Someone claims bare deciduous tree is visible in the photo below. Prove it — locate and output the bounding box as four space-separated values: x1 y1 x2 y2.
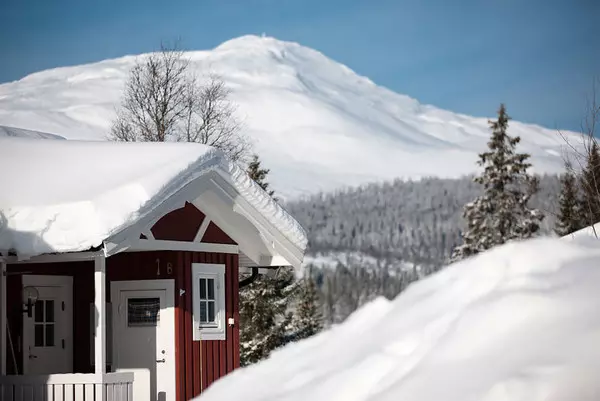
559 77 600 234
182 74 249 161
110 42 250 162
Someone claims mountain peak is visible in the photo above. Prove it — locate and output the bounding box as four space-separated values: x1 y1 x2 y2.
215 34 295 51
0 36 580 198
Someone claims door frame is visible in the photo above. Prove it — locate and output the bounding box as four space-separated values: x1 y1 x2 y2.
110 279 176 401
21 275 74 374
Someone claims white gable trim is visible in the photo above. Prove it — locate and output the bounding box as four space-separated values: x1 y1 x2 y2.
104 176 213 256
127 239 238 254
209 172 304 268
5 251 104 264
103 168 303 268
141 229 155 240
193 217 212 243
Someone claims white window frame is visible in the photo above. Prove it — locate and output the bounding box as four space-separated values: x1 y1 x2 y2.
192 263 226 341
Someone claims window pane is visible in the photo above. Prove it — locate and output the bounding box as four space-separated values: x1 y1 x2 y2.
45 300 55 323
128 298 160 327
207 279 215 300
208 301 215 323
34 324 44 347
199 301 207 323
34 300 43 323
46 324 55 347
199 279 206 299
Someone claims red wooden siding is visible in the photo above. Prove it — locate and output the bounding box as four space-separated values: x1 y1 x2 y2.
201 222 237 245
151 202 206 242
108 250 239 400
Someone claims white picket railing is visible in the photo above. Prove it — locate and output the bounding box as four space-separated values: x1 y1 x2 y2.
0 372 134 401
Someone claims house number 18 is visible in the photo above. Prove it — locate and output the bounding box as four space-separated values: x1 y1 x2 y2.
156 259 173 276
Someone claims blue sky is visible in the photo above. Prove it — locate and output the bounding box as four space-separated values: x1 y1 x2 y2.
1 0 598 131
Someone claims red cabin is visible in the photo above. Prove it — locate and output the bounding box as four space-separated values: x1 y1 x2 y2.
0 137 307 401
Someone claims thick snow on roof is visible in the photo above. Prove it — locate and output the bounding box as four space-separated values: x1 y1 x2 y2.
198 237 600 401
0 136 307 257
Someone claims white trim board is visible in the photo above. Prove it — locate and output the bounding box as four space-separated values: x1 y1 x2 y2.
128 239 238 254
193 218 212 243
6 251 104 265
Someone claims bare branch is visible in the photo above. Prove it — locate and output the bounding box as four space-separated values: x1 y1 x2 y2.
111 42 252 162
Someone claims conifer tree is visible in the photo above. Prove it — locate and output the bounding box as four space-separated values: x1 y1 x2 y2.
579 141 600 226
290 273 323 341
451 104 543 261
239 268 296 366
555 163 583 236
247 154 275 197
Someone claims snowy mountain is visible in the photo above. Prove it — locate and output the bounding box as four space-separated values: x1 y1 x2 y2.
0 35 579 198
198 237 600 401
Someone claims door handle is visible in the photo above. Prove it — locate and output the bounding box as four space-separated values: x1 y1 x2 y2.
156 349 166 363
29 354 38 360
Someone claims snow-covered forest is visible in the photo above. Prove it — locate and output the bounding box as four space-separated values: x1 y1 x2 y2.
284 174 562 324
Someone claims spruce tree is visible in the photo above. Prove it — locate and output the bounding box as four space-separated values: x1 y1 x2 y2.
290 273 323 341
579 141 600 226
239 268 296 366
451 104 543 261
555 164 583 236
247 154 275 197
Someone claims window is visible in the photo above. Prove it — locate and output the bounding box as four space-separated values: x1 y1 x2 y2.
192 263 226 340
34 300 55 347
128 298 160 327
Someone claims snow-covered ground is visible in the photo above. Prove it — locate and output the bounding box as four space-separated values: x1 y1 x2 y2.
198 236 600 401
0 35 582 199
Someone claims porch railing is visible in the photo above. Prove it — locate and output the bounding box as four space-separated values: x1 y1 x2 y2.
0 372 134 401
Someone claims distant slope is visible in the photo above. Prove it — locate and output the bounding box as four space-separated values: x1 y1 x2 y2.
0 35 579 198
0 125 65 140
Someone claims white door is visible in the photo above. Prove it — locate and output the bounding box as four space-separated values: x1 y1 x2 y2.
112 280 176 401
22 275 73 374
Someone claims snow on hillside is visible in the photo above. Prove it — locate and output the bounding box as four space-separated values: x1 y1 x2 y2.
0 125 65 140
198 237 600 401
0 35 581 198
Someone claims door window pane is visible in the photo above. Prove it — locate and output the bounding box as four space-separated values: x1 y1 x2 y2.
34 324 44 347
34 300 44 323
45 324 55 347
128 298 160 327
45 300 55 323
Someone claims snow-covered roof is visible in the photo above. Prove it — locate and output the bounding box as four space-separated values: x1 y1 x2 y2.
197 237 600 401
0 136 307 262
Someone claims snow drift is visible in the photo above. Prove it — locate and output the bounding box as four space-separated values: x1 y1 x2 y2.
0 35 580 198
197 237 600 401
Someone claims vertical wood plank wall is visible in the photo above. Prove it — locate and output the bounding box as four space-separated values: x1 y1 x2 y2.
107 250 240 401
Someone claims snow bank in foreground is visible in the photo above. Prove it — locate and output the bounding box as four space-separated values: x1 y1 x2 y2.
198 237 600 401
